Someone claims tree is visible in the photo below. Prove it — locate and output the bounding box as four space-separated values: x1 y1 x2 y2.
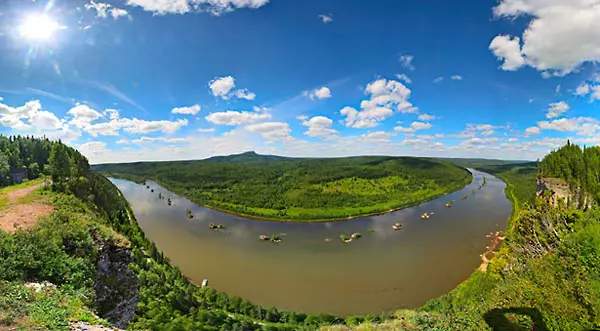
28 162 40 180
0 152 9 185
49 143 71 185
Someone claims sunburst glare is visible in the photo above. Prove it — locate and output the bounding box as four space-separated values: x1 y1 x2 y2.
19 14 62 42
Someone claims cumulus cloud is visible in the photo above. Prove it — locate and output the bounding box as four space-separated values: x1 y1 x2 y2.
525 126 541 136
451 75 463 81
399 55 415 70
0 99 64 131
490 0 600 75
395 74 412 84
172 104 201 115
537 117 600 136
433 77 444 83
340 78 416 128
125 0 269 15
104 109 120 120
68 105 103 128
489 35 526 71
132 136 189 144
209 76 256 100
318 14 333 23
360 131 396 143
206 110 271 125
302 116 337 138
197 128 215 132
306 87 332 100
85 1 131 20
418 113 436 121
546 101 569 119
84 117 188 136
394 121 432 133
245 122 291 141
30 111 62 130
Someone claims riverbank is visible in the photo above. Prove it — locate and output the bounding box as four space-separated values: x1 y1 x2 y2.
103 168 473 223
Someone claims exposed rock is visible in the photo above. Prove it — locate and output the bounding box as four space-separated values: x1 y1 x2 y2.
94 239 139 329
536 177 592 209
70 322 124 331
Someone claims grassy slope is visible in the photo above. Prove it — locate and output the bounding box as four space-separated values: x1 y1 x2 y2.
94 154 471 222
324 161 600 330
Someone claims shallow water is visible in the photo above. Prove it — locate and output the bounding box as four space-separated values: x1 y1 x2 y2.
111 169 511 316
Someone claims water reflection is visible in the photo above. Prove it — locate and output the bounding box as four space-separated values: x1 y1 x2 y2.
111 170 511 315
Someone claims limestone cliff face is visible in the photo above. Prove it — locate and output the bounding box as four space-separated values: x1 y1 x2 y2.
94 239 140 329
536 177 591 209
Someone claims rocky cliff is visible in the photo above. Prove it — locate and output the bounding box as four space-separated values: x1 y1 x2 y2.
94 237 140 329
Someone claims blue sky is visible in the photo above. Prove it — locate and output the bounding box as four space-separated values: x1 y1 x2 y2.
0 0 599 163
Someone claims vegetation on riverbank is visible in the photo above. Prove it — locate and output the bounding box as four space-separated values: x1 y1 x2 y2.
324 145 599 330
93 152 471 221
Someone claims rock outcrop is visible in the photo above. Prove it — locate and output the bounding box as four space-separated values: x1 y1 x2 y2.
94 239 140 329
536 177 592 209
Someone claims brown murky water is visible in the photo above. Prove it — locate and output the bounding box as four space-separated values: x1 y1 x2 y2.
111 169 511 316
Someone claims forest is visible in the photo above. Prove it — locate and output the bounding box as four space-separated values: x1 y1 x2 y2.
2 138 600 330
93 152 472 221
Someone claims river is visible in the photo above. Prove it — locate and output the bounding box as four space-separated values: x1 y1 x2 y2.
110 169 511 316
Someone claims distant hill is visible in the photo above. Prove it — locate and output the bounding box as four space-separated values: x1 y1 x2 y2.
204 151 296 164
93 153 472 221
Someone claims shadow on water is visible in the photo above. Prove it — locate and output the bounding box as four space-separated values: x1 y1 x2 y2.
484 308 549 331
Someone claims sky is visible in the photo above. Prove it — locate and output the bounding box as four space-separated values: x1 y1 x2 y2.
0 0 599 164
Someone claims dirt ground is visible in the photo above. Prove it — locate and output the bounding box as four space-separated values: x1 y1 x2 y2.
0 183 54 233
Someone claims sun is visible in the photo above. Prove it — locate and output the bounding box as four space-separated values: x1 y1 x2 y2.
19 14 61 42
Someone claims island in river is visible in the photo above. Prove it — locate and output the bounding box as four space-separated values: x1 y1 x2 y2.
93 152 472 221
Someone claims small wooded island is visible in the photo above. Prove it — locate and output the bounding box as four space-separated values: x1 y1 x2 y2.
93 152 472 221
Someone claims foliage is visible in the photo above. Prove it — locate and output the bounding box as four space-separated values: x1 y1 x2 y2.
94 153 471 221
539 141 600 207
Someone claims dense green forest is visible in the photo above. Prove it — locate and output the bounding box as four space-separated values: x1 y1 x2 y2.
93 152 472 221
0 135 65 185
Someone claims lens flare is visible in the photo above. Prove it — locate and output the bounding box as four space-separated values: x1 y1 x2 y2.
19 14 61 42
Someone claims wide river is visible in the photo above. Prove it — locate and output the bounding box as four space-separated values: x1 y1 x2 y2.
111 169 511 316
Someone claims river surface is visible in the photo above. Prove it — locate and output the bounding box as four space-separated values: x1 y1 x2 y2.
110 169 511 316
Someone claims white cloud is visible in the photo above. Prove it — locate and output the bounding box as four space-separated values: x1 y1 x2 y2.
307 87 332 100
302 116 337 138
451 75 463 81
399 55 415 70
232 89 256 100
209 76 256 100
68 104 103 128
460 137 500 146
209 76 235 98
491 0 600 75
132 136 189 144
395 74 412 84
296 115 309 121
30 111 62 130
172 104 201 115
318 14 333 23
525 126 541 136
245 122 291 141
537 117 600 136
433 77 444 83
575 83 591 96
395 121 432 133
84 117 188 136
480 130 495 136
508 137 519 142
197 128 215 132
475 124 496 131
125 0 269 15
418 113 436 121
78 142 109 158
117 139 128 144
85 1 131 20
546 101 569 119
489 35 526 71
340 78 416 128
206 110 271 125
360 131 396 143
104 109 120 120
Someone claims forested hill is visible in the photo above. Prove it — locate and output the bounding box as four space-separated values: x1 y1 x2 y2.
539 141 600 207
93 153 472 221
